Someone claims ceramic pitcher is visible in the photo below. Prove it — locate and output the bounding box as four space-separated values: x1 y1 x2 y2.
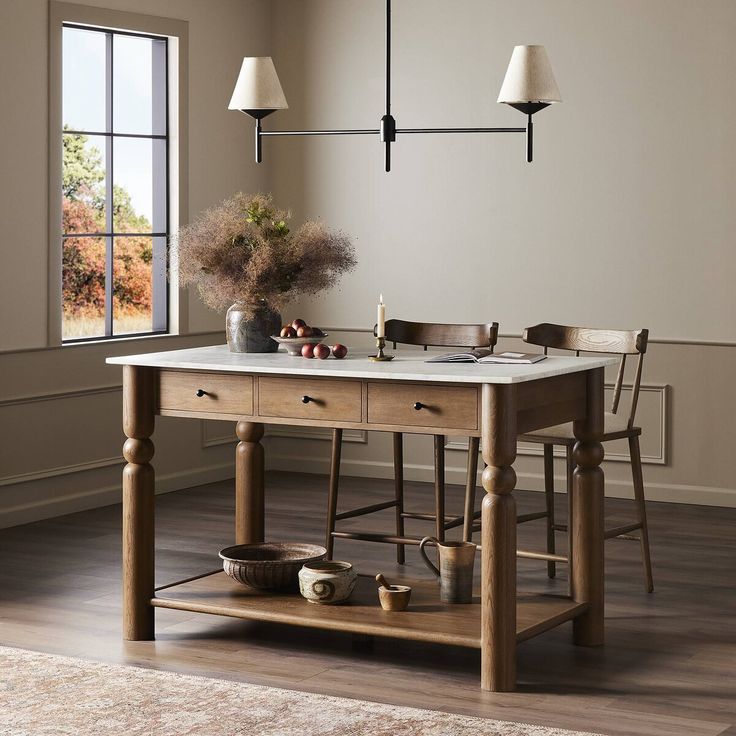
419 537 476 604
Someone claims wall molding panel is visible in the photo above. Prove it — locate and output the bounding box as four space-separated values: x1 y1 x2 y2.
267 426 368 444
445 383 670 466
202 422 368 449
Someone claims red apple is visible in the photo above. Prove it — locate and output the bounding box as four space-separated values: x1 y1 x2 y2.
311 327 324 337
314 344 330 360
296 325 313 338
280 326 296 338
301 343 315 358
291 318 307 330
331 343 348 359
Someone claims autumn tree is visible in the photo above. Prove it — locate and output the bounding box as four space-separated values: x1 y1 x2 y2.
62 129 154 324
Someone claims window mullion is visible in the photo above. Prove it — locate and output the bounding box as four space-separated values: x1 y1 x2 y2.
104 31 114 337
151 37 168 332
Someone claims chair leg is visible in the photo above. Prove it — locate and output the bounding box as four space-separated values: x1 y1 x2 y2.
463 436 480 541
433 435 446 541
324 428 343 560
566 444 575 591
393 432 406 564
629 434 654 593
543 443 556 578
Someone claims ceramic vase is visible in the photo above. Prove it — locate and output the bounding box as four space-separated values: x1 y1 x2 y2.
225 301 281 353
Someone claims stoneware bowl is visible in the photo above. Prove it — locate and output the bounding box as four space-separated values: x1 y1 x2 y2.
219 543 326 591
272 333 329 356
298 561 358 605
378 584 412 612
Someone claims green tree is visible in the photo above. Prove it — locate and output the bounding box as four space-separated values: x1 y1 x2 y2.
62 128 105 202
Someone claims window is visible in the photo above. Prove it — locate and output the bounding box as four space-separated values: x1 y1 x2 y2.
61 24 169 341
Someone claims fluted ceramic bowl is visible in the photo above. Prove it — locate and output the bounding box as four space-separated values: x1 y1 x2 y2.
219 542 327 591
272 333 329 356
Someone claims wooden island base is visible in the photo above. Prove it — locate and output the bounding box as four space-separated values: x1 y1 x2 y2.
153 573 589 649
108 346 613 691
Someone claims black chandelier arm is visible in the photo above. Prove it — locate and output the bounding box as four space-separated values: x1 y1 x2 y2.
259 127 525 137
396 127 526 134
255 122 533 166
259 129 380 136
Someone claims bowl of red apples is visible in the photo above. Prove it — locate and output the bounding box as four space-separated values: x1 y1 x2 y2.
272 319 348 360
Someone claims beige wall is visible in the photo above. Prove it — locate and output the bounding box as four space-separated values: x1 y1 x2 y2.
0 0 271 526
266 0 736 508
1 0 734 529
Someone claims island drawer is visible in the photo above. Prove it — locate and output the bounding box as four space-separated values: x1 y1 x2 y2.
157 371 253 415
258 377 362 422
367 383 478 430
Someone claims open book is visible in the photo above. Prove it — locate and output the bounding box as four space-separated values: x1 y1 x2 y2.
426 349 547 365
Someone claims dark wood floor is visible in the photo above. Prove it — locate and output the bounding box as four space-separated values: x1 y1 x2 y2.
0 470 734 736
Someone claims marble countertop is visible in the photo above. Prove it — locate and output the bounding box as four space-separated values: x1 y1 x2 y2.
107 344 616 385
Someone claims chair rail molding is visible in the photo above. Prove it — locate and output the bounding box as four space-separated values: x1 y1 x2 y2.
0 383 122 408
318 326 736 348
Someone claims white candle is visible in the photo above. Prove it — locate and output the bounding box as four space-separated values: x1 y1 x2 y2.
376 294 385 338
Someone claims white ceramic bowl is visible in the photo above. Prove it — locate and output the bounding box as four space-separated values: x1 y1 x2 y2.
298 560 357 604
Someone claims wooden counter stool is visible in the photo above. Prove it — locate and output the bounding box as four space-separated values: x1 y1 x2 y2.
325 319 499 563
519 323 654 592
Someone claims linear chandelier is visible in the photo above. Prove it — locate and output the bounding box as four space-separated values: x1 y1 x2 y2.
228 0 561 172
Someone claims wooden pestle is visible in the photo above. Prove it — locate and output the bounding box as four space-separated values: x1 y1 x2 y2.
375 573 394 590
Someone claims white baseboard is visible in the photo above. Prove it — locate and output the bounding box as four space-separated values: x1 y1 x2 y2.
0 462 236 530
266 453 736 509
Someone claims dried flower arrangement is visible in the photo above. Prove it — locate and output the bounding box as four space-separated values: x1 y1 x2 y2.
177 193 356 320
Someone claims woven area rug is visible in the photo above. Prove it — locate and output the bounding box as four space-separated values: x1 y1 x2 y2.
0 645 600 736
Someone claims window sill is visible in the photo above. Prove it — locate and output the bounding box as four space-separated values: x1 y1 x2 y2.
62 331 173 348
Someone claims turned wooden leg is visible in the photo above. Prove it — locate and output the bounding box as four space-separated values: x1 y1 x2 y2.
393 432 406 564
566 444 575 593
480 383 518 692
629 434 654 593
235 421 265 545
122 365 155 641
433 435 446 541
543 443 556 578
325 428 343 560
463 436 480 541
571 368 605 646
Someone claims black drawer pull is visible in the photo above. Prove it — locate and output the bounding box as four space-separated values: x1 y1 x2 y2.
302 395 313 404
413 402 424 411
196 389 208 398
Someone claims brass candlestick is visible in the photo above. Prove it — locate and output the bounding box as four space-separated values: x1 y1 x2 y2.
369 336 394 361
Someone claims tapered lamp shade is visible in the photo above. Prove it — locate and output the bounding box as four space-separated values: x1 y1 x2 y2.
228 57 288 114
497 45 561 106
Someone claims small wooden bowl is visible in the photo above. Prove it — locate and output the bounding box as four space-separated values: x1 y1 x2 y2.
272 333 329 356
219 543 326 591
378 584 412 612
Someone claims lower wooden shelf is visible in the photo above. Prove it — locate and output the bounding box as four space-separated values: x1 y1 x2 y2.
152 573 587 648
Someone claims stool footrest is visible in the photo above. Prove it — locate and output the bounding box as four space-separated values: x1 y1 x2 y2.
330 530 425 546
517 549 568 563
334 500 398 522
605 522 642 539
517 510 550 524
471 509 546 533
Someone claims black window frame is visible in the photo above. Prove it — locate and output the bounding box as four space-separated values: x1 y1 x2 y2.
61 23 170 343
